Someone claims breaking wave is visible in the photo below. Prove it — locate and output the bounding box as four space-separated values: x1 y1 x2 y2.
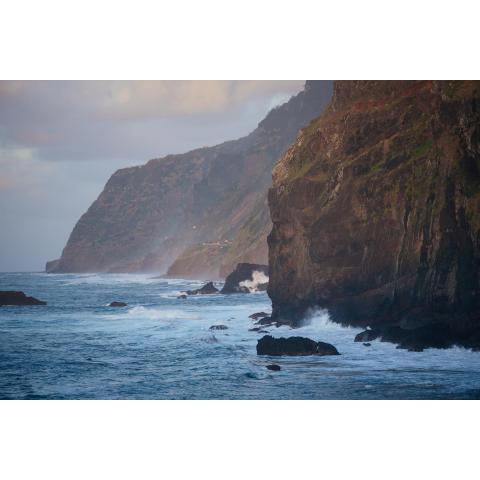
239 270 269 293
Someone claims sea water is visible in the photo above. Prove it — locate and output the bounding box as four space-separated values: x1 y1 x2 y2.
1 272 480 399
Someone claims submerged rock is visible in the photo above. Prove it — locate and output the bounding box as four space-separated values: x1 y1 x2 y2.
0 291 46 306
266 364 281 371
109 301 127 307
254 316 276 326
256 335 339 356
209 325 228 331
249 327 269 333
363 343 372 347
185 281 219 295
249 311 270 320
177 294 187 299
221 263 269 294
354 330 380 342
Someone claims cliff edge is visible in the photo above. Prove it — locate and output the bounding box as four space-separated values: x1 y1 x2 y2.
49 81 333 276
268 81 480 347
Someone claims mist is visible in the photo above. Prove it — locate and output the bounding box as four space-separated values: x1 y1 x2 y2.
0 81 304 271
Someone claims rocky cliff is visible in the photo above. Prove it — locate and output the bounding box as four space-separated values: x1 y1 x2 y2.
49 81 333 276
268 81 480 346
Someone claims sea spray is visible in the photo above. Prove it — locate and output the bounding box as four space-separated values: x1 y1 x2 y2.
239 270 269 293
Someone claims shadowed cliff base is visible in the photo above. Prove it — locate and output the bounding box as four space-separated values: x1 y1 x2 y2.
268 80 480 350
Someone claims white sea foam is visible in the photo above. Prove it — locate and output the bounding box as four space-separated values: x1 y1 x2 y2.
109 306 200 321
239 271 269 293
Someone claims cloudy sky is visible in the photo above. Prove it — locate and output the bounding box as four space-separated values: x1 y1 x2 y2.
0 81 304 271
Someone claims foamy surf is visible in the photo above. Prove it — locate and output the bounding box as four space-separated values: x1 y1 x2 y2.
107 306 200 321
239 270 269 293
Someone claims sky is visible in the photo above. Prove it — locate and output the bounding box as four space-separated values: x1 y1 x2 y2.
0 81 304 271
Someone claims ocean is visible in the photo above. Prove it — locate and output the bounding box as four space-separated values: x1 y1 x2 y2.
1 272 480 399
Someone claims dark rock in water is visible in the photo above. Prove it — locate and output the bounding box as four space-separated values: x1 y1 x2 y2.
249 311 270 320
354 330 380 342
363 343 371 347
109 301 127 307
266 364 281 371
209 324 228 330
255 316 275 326
221 263 269 294
249 327 262 332
408 346 424 352
186 282 219 295
0 291 46 306
177 294 187 299
257 335 339 356
379 324 453 351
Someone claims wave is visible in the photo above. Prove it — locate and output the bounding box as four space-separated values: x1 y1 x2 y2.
60 273 169 286
239 271 269 293
108 306 200 321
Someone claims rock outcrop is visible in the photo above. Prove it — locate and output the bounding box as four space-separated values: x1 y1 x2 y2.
109 301 127 307
268 81 480 348
185 282 219 295
0 291 47 306
256 335 339 356
49 81 333 277
220 263 269 293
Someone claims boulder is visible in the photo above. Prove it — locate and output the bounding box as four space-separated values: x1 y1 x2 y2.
185 282 219 295
256 335 339 356
109 301 127 307
0 291 46 306
177 294 187 299
221 263 269 294
209 325 228 330
363 343 371 347
354 329 380 342
266 364 281 371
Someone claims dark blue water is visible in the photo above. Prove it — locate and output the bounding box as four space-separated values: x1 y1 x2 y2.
1 272 480 399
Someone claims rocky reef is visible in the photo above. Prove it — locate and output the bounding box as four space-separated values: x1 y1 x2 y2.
256 335 339 356
48 81 333 277
0 291 46 306
268 81 480 348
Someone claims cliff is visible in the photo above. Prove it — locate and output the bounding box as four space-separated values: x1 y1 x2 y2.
268 81 480 346
49 81 333 275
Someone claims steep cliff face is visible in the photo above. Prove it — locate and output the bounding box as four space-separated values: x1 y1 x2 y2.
268 81 480 342
50 81 333 275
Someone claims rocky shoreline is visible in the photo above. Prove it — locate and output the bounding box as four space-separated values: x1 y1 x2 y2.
268 80 480 350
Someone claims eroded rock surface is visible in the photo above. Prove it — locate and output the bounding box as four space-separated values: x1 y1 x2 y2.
268 81 480 349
